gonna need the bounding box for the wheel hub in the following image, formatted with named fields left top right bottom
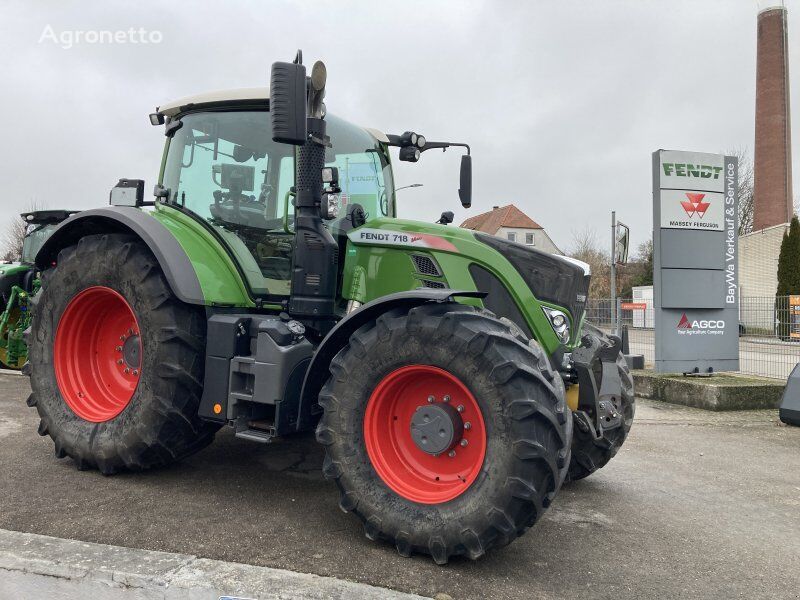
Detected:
left=410, top=402, right=463, bottom=455
left=122, top=334, right=141, bottom=369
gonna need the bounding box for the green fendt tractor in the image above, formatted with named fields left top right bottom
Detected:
left=0, top=210, right=74, bottom=369
left=25, top=53, right=634, bottom=563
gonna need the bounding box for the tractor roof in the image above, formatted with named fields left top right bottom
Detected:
left=155, top=88, right=389, bottom=142
left=157, top=87, right=270, bottom=117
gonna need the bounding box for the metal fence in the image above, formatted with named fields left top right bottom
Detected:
left=585, top=296, right=800, bottom=380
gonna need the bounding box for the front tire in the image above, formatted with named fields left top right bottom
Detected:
left=316, top=303, right=572, bottom=564
left=27, top=233, right=218, bottom=474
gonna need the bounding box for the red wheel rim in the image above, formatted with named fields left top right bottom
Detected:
left=364, top=365, right=487, bottom=504
left=54, top=286, right=141, bottom=422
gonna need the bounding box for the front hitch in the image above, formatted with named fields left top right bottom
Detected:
left=570, top=331, right=623, bottom=440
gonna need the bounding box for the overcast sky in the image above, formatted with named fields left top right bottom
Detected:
left=1, top=0, right=798, bottom=255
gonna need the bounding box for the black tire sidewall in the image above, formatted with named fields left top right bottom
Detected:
left=30, top=234, right=208, bottom=468
left=321, top=305, right=570, bottom=555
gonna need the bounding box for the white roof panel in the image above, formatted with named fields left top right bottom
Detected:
left=155, top=88, right=389, bottom=146
left=157, top=87, right=270, bottom=117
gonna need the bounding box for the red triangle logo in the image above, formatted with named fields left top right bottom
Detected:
left=677, top=313, right=692, bottom=329
left=680, top=193, right=709, bottom=219
left=680, top=200, right=696, bottom=217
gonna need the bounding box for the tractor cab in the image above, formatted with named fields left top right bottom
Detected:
left=20, top=210, right=78, bottom=264
left=156, top=89, right=396, bottom=298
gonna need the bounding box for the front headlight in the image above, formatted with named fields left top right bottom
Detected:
left=543, top=307, right=570, bottom=344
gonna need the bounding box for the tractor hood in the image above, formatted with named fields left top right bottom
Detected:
left=346, top=217, right=589, bottom=276
left=346, top=218, right=590, bottom=320
left=475, top=232, right=591, bottom=326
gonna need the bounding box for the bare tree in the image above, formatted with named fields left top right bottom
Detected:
left=627, top=238, right=653, bottom=288
left=568, top=226, right=610, bottom=298
left=725, top=147, right=754, bottom=236
left=1, top=200, right=45, bottom=262
left=1, top=217, right=27, bottom=262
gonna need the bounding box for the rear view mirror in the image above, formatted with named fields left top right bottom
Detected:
left=615, top=221, right=630, bottom=265
left=270, top=61, right=307, bottom=145
left=459, top=154, right=472, bottom=208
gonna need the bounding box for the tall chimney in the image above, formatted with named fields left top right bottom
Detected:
left=754, top=5, right=793, bottom=231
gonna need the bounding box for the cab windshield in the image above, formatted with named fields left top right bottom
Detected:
left=161, top=110, right=395, bottom=297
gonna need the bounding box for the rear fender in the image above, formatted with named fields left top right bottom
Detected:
left=35, top=206, right=252, bottom=307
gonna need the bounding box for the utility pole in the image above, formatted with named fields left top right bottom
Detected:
left=610, top=210, right=617, bottom=334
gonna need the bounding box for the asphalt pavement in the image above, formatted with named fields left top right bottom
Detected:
left=1, top=372, right=798, bottom=600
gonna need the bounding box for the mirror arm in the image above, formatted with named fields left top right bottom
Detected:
left=420, top=141, right=470, bottom=156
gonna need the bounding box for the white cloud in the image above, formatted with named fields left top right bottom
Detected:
left=0, top=0, right=796, bottom=254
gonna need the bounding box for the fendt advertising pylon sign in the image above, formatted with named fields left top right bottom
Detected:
left=653, top=150, right=739, bottom=373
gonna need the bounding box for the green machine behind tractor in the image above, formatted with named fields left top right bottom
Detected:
left=0, top=211, right=74, bottom=369
left=23, top=52, right=634, bottom=563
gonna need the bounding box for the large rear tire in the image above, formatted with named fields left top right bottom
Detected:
left=316, top=303, right=572, bottom=564
left=566, top=351, right=634, bottom=482
left=27, top=233, right=218, bottom=474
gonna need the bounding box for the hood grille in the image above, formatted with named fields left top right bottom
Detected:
left=411, top=254, right=442, bottom=277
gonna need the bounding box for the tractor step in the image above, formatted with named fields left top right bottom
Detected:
left=234, top=428, right=275, bottom=444
left=234, top=419, right=276, bottom=443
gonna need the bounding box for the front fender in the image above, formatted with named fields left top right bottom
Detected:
left=296, top=289, right=486, bottom=431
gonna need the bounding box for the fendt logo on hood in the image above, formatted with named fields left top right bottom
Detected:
left=676, top=313, right=725, bottom=336
left=680, top=193, right=710, bottom=219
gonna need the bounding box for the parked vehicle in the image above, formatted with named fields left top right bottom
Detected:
left=0, top=210, right=75, bottom=369
left=25, top=53, right=633, bottom=563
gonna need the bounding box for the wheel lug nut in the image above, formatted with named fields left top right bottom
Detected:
left=443, top=395, right=451, bottom=403
left=460, top=439, right=468, bottom=447
left=117, top=359, right=123, bottom=365
left=133, top=370, right=139, bottom=376
left=116, top=346, right=122, bottom=352
left=124, top=368, right=130, bottom=374
left=427, top=395, right=435, bottom=403
left=448, top=450, right=456, bottom=458
left=120, top=335, right=126, bottom=342
left=457, top=404, right=464, bottom=413
left=464, top=422, right=471, bottom=430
